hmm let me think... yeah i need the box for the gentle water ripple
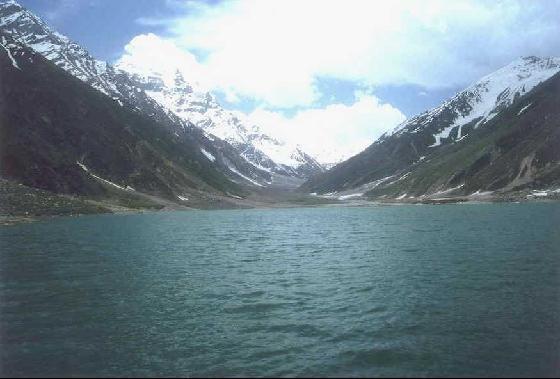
[1,203,560,377]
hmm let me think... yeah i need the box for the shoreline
[2,194,558,226]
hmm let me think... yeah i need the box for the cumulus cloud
[116,33,406,162]
[136,0,560,109]
[248,95,406,163]
[116,33,210,89]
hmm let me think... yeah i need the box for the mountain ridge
[115,36,324,179]
[0,33,254,207]
[0,0,322,188]
[301,56,560,200]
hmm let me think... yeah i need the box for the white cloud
[136,0,560,109]
[116,33,405,162]
[116,33,210,90]
[248,95,406,163]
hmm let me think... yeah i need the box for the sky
[17,0,560,163]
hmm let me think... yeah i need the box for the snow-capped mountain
[0,1,162,117]
[0,0,322,187]
[116,50,323,179]
[302,56,560,195]
[389,56,560,146]
[0,31,258,204]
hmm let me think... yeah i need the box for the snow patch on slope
[0,36,20,69]
[200,147,216,162]
[226,162,264,187]
[77,161,133,191]
[517,103,532,115]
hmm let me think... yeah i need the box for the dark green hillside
[301,71,560,199]
[365,73,560,198]
[0,178,108,218]
[0,35,244,203]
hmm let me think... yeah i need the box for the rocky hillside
[302,57,560,200]
[0,0,307,187]
[0,34,250,207]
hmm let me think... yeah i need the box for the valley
[1,1,560,377]
[1,0,560,221]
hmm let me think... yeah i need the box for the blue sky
[18,0,177,61]
[16,0,560,162]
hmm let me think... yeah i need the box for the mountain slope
[365,73,560,200]
[116,39,324,181]
[0,0,288,187]
[0,34,249,207]
[302,57,560,199]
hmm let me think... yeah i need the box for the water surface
[1,203,559,377]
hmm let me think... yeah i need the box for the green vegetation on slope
[0,35,245,206]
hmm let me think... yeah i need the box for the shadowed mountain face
[0,34,248,202]
[301,59,560,199]
[0,0,324,185]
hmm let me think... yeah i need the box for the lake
[1,203,559,377]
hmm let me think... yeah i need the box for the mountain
[115,39,324,181]
[0,0,321,188]
[301,57,560,200]
[0,33,254,210]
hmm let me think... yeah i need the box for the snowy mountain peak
[0,0,122,96]
[115,41,323,178]
[468,56,560,100]
[173,70,191,90]
[0,0,21,7]
[390,55,560,146]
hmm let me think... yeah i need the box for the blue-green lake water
[1,203,559,377]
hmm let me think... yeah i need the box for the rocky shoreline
[3,181,558,226]
[0,178,340,225]
[377,190,560,205]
